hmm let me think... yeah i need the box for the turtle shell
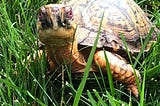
[65,0,157,53]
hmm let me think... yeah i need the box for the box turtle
[36,0,157,98]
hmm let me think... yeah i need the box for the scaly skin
[37,4,141,98]
[94,51,141,98]
[46,40,87,72]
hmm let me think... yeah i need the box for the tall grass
[0,0,160,106]
[0,0,55,105]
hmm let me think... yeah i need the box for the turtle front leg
[94,50,141,98]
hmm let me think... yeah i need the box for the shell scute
[66,0,156,52]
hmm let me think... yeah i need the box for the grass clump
[0,0,55,105]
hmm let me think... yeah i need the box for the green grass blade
[66,82,92,105]
[93,73,103,92]
[120,33,133,64]
[97,63,107,91]
[26,91,46,106]
[103,91,130,105]
[120,33,141,96]
[0,78,46,106]
[87,90,97,106]
[133,27,155,68]
[105,91,117,106]
[146,64,160,78]
[73,11,105,106]
[26,67,56,106]
[140,68,146,106]
[93,89,108,106]
[103,49,115,97]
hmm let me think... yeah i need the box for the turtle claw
[127,84,139,98]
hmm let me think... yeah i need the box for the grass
[0,0,160,106]
[73,11,104,106]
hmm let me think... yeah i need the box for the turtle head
[37,4,76,46]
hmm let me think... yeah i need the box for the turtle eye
[65,6,73,19]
